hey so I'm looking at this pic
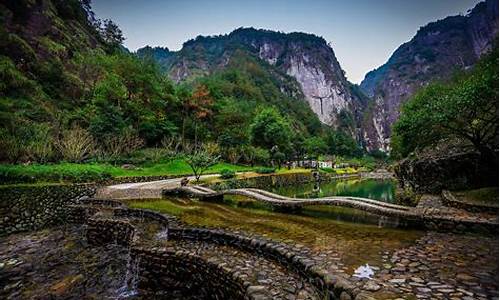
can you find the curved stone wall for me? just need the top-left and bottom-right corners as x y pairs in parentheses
(70, 202), (374, 300)
(441, 190), (498, 213)
(131, 247), (259, 300)
(0, 184), (97, 236)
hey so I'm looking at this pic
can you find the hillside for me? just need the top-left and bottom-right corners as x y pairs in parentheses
(1, 0), (361, 165)
(360, 0), (499, 151)
(138, 28), (366, 129)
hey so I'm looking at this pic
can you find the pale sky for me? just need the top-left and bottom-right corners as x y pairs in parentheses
(92, 0), (482, 83)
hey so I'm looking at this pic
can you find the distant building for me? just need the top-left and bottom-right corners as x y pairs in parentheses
(318, 160), (333, 168)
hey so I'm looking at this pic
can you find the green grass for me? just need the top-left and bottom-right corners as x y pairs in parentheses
(0, 159), (258, 184)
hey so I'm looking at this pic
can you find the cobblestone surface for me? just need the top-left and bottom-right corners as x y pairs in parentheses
(0, 226), (129, 299)
(161, 239), (321, 299)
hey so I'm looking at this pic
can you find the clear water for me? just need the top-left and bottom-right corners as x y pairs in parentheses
(268, 178), (397, 202)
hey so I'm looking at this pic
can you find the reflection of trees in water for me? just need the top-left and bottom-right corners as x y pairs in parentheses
(275, 179), (396, 202)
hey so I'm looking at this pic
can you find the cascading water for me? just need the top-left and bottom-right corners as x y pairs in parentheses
(116, 247), (139, 299)
(156, 227), (169, 240)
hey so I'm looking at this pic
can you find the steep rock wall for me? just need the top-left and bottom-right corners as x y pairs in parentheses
(360, 0), (499, 151)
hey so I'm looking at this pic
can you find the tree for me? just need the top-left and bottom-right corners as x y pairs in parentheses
(249, 108), (292, 152)
(100, 19), (124, 46)
(304, 136), (328, 158)
(185, 144), (220, 181)
(57, 127), (94, 162)
(241, 145), (269, 166)
(326, 131), (363, 157)
(190, 84), (214, 145)
(391, 48), (498, 165)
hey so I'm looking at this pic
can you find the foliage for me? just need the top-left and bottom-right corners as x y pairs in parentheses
(0, 0), (372, 171)
(99, 19), (125, 47)
(391, 48), (498, 164)
(241, 145), (269, 166)
(185, 144), (220, 181)
(326, 131), (363, 158)
(57, 127), (95, 162)
(249, 108), (292, 153)
(256, 167), (276, 174)
(220, 169), (236, 179)
(0, 159), (257, 184)
(304, 137), (328, 158)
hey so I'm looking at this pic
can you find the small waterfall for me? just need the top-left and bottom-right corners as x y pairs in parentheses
(116, 248), (139, 299)
(156, 227), (169, 241)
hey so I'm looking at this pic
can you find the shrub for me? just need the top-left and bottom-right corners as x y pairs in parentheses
(256, 167), (275, 174)
(57, 127), (94, 162)
(241, 145), (269, 166)
(98, 129), (144, 161)
(220, 168), (236, 179)
(0, 129), (23, 163)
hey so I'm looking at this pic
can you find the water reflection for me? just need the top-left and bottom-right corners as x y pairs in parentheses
(269, 178), (397, 202)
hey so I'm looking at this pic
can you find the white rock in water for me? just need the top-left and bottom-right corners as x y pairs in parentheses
(353, 263), (375, 279)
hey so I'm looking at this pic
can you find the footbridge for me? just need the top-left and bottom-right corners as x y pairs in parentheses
(163, 185), (417, 218)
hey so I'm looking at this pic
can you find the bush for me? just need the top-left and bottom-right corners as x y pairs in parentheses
(98, 129), (144, 162)
(256, 167), (275, 174)
(241, 145), (270, 166)
(220, 168), (236, 179)
(26, 124), (55, 163)
(57, 127), (94, 162)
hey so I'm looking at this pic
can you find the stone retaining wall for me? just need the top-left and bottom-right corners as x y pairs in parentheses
(131, 247), (261, 300)
(394, 152), (497, 193)
(105, 175), (179, 185)
(0, 184), (97, 236)
(113, 207), (180, 227)
(209, 172), (358, 191)
(441, 190), (498, 213)
(86, 218), (135, 246)
(67, 203), (372, 300)
(167, 227), (371, 300)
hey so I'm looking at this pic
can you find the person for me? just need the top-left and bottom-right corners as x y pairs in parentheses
(180, 177), (189, 186)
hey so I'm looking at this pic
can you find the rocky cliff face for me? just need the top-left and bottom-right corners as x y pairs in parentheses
(142, 28), (359, 127)
(360, 0), (499, 151)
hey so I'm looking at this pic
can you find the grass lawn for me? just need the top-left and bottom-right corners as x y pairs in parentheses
(0, 159), (258, 184)
(106, 160), (257, 177)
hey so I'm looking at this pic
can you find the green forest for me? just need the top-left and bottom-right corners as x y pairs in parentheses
(0, 0), (363, 170)
(0, 0), (497, 185)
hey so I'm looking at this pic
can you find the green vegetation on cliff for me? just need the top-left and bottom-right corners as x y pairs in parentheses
(391, 47), (498, 165)
(0, 0), (367, 171)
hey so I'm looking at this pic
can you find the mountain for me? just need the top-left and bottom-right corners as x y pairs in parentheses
(360, 0), (499, 151)
(136, 46), (174, 72)
(138, 28), (365, 128)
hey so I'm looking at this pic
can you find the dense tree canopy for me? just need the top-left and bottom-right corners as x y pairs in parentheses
(249, 108), (292, 154)
(0, 0), (373, 165)
(391, 48), (498, 164)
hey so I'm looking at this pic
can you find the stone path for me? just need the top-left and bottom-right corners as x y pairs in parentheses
(374, 231), (499, 299)
(165, 186), (498, 231)
(0, 227), (129, 299)
(96, 174), (221, 199)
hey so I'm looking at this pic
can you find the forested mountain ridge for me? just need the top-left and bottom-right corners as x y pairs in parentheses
(1, 0), (361, 165)
(137, 28), (366, 130)
(360, 0), (499, 151)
